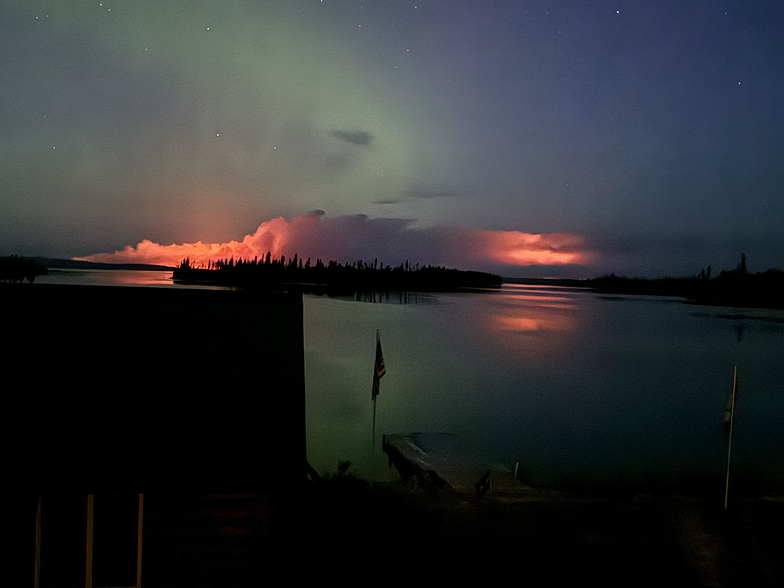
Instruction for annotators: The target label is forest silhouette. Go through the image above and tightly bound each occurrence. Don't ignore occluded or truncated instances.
[585,254,784,309]
[3,253,782,309]
[171,254,504,293]
[0,255,47,282]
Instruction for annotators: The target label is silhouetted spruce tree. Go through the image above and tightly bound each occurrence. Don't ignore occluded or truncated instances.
[737,253,748,275]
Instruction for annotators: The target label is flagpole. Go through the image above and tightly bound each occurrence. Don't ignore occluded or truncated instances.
[724,365,738,511]
[372,395,377,445]
[372,330,378,444]
[371,329,385,445]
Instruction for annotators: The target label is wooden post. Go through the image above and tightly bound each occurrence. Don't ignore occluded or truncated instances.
[136,494,144,588]
[34,495,42,588]
[85,494,94,588]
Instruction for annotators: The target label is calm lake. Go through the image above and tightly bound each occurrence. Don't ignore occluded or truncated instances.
[35,269,784,494]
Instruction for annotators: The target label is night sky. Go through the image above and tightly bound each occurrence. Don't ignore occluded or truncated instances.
[3,1,783,278]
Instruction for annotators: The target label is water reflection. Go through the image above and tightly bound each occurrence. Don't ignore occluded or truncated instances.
[313,289,441,305]
[35,268,232,290]
[498,283,581,307]
[490,284,578,334]
[309,283,783,493]
[37,268,175,287]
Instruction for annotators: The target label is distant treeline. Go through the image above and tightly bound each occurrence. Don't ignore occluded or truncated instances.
[172,254,503,292]
[586,254,784,309]
[0,256,47,283]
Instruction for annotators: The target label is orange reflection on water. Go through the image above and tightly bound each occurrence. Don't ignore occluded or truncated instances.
[485,284,580,359]
[491,305,576,335]
[494,316,546,332]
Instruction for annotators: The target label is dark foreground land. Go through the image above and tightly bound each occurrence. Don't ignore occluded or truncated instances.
[4,480,784,587]
[8,480,780,587]
[138,481,781,587]
[92,480,784,587]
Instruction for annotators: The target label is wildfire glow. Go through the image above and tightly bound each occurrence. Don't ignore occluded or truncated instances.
[80,216,295,268]
[470,230,589,266]
[78,212,591,272]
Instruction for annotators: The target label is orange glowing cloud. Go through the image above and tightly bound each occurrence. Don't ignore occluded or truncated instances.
[462,229,590,267]
[79,216,295,268]
[79,212,591,272]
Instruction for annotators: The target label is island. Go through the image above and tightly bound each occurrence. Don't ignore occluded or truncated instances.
[171,254,503,293]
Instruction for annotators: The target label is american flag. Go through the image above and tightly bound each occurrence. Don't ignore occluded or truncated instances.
[372,335,386,400]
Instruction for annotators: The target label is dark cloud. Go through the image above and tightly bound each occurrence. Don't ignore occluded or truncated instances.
[330,130,373,146]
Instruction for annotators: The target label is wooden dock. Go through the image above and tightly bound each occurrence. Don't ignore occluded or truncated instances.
[382,433,533,499]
